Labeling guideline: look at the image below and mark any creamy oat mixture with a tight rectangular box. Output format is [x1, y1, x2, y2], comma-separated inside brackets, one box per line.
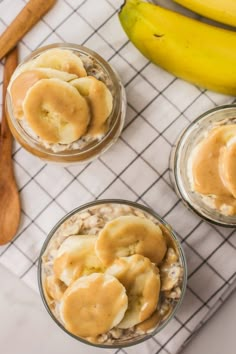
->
[9, 48, 114, 153]
[41, 203, 184, 345]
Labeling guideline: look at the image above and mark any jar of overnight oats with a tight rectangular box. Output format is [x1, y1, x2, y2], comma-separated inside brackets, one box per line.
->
[170, 105, 236, 227]
[38, 199, 187, 348]
[6, 43, 126, 164]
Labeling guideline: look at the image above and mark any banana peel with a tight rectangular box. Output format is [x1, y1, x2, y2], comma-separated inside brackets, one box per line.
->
[174, 0, 236, 28]
[119, 0, 236, 96]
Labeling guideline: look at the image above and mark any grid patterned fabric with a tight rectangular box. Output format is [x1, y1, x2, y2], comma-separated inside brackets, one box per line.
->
[0, 1, 236, 353]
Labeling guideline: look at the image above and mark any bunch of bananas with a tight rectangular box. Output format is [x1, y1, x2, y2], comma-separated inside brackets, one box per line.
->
[119, 0, 236, 95]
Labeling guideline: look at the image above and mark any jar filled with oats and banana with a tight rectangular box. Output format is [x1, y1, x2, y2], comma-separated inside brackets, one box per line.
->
[39, 200, 187, 348]
[6, 43, 126, 164]
[170, 105, 236, 226]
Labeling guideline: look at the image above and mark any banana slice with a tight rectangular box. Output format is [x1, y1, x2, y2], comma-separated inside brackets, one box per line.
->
[45, 275, 67, 301]
[136, 310, 161, 333]
[219, 142, 236, 198]
[71, 76, 113, 138]
[53, 235, 104, 286]
[60, 273, 128, 338]
[23, 78, 90, 144]
[106, 255, 160, 329]
[95, 216, 167, 266]
[192, 125, 236, 196]
[10, 70, 46, 119]
[36, 68, 77, 81]
[9, 61, 37, 84]
[34, 48, 87, 77]
[10, 69, 77, 119]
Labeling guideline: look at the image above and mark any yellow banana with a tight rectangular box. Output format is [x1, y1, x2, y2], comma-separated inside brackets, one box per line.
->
[174, 0, 236, 27]
[119, 0, 236, 95]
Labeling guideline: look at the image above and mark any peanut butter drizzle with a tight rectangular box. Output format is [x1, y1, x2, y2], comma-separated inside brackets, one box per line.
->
[72, 76, 113, 138]
[136, 310, 161, 332]
[96, 216, 167, 266]
[45, 275, 67, 301]
[53, 237, 104, 285]
[109, 255, 160, 326]
[61, 273, 127, 338]
[219, 143, 236, 198]
[23, 79, 89, 144]
[136, 303, 172, 333]
[10, 70, 46, 118]
[86, 77, 112, 137]
[192, 125, 236, 215]
[159, 224, 178, 254]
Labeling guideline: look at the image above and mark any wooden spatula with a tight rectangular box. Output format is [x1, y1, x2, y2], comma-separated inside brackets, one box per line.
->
[0, 47, 21, 245]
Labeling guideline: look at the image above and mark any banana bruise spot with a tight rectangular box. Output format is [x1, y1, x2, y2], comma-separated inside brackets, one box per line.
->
[106, 255, 160, 328]
[95, 215, 167, 266]
[71, 76, 113, 138]
[53, 235, 104, 286]
[34, 48, 87, 77]
[153, 33, 164, 38]
[23, 78, 90, 144]
[60, 273, 128, 338]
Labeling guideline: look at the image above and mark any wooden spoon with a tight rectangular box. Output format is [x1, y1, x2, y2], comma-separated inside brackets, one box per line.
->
[0, 47, 21, 245]
[0, 0, 56, 60]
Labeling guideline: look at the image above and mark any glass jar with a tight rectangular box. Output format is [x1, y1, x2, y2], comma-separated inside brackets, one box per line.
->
[6, 43, 126, 164]
[170, 105, 236, 227]
[38, 199, 187, 348]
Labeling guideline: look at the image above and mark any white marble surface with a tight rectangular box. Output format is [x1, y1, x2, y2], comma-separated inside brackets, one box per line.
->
[0, 264, 235, 354]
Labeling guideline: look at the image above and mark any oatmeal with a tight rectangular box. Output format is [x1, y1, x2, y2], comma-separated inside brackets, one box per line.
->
[189, 124, 236, 215]
[41, 202, 184, 345]
[8, 48, 113, 153]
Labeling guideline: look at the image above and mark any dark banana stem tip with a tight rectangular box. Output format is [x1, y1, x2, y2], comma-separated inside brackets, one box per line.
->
[119, 0, 127, 13]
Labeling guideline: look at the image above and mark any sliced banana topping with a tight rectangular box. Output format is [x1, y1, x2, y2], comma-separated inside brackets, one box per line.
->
[42, 206, 184, 343]
[60, 273, 128, 338]
[10, 70, 46, 119]
[9, 48, 114, 149]
[23, 78, 90, 144]
[136, 310, 161, 333]
[72, 76, 113, 138]
[192, 125, 236, 197]
[219, 142, 236, 199]
[106, 255, 160, 329]
[10, 69, 77, 119]
[53, 235, 104, 286]
[33, 48, 87, 77]
[35, 68, 78, 81]
[95, 216, 167, 266]
[45, 275, 67, 301]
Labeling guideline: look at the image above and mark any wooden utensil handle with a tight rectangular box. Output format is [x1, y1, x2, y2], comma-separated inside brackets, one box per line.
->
[0, 0, 56, 60]
[0, 47, 18, 160]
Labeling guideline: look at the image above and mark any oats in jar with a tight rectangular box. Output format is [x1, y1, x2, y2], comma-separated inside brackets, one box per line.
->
[40, 202, 185, 345]
[8, 48, 113, 153]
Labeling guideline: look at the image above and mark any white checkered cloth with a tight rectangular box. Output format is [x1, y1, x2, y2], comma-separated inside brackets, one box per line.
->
[0, 1, 235, 353]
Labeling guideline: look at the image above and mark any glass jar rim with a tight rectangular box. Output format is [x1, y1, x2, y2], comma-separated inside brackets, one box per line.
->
[172, 104, 236, 227]
[38, 198, 187, 348]
[6, 43, 124, 159]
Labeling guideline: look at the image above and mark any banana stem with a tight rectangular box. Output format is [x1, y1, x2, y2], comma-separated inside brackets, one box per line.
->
[120, 0, 140, 13]
[120, 0, 128, 12]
